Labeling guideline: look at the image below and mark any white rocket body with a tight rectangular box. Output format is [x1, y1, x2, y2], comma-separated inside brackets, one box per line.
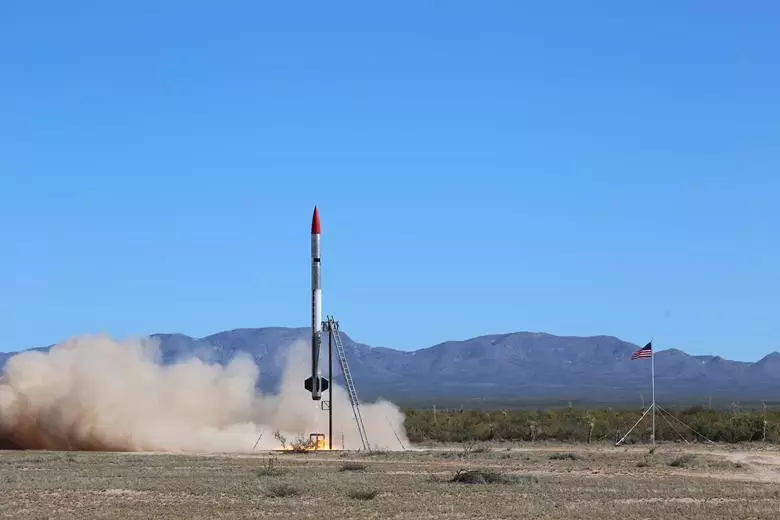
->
[305, 207, 328, 400]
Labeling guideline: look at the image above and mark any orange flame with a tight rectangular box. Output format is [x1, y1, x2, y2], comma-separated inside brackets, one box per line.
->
[278, 432, 332, 452]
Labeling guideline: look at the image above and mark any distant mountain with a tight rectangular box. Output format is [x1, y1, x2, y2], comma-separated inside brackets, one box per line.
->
[2, 329, 778, 408]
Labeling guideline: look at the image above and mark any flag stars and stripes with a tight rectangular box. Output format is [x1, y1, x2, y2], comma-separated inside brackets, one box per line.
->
[631, 342, 653, 360]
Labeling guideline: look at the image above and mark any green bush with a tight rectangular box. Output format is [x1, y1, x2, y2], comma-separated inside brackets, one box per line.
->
[402, 406, 780, 444]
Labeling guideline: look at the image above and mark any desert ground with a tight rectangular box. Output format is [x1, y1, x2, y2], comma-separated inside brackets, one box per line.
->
[1, 443, 779, 519]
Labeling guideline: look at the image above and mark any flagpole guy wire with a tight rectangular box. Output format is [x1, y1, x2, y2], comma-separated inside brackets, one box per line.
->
[655, 404, 715, 444]
[615, 404, 653, 447]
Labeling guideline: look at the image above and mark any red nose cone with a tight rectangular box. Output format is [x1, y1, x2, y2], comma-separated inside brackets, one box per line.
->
[311, 206, 321, 234]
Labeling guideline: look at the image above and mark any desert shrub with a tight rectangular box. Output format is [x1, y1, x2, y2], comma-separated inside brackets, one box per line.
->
[668, 454, 704, 468]
[549, 452, 578, 460]
[451, 469, 538, 485]
[347, 488, 380, 500]
[364, 449, 390, 457]
[265, 484, 300, 497]
[280, 433, 317, 453]
[339, 462, 367, 472]
[272, 430, 287, 449]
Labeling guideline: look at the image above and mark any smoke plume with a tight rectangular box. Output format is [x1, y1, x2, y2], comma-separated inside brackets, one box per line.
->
[0, 334, 409, 452]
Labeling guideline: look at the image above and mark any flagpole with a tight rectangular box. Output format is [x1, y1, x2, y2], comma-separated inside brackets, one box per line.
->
[651, 338, 655, 445]
[618, 340, 656, 447]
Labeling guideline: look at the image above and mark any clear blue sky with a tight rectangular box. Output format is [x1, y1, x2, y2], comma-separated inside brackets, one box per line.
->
[1, 2, 778, 361]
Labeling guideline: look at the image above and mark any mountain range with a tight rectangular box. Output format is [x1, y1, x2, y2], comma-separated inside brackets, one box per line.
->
[2, 328, 778, 409]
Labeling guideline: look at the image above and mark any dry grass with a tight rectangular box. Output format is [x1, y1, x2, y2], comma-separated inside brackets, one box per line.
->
[0, 443, 778, 519]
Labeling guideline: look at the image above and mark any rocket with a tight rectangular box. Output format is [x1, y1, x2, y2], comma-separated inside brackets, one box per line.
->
[304, 206, 329, 400]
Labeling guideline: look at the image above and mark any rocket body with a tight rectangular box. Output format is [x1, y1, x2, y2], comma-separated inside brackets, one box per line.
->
[304, 207, 328, 400]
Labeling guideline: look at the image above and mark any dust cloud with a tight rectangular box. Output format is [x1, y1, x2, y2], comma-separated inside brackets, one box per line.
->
[0, 334, 409, 452]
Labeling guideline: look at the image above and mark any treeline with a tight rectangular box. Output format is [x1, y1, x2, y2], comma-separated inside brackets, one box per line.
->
[402, 406, 780, 444]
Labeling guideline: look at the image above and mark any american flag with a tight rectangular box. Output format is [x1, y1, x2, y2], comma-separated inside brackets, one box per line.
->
[631, 342, 652, 360]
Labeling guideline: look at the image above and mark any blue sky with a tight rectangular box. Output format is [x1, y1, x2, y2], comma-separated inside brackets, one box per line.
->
[1, 2, 778, 361]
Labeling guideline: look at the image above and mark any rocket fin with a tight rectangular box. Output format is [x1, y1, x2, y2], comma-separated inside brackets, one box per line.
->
[304, 376, 329, 393]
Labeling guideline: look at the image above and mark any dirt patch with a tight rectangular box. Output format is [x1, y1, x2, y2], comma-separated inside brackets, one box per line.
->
[2, 445, 779, 519]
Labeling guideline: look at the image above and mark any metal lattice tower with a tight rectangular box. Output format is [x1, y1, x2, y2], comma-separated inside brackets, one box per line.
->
[324, 315, 370, 451]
